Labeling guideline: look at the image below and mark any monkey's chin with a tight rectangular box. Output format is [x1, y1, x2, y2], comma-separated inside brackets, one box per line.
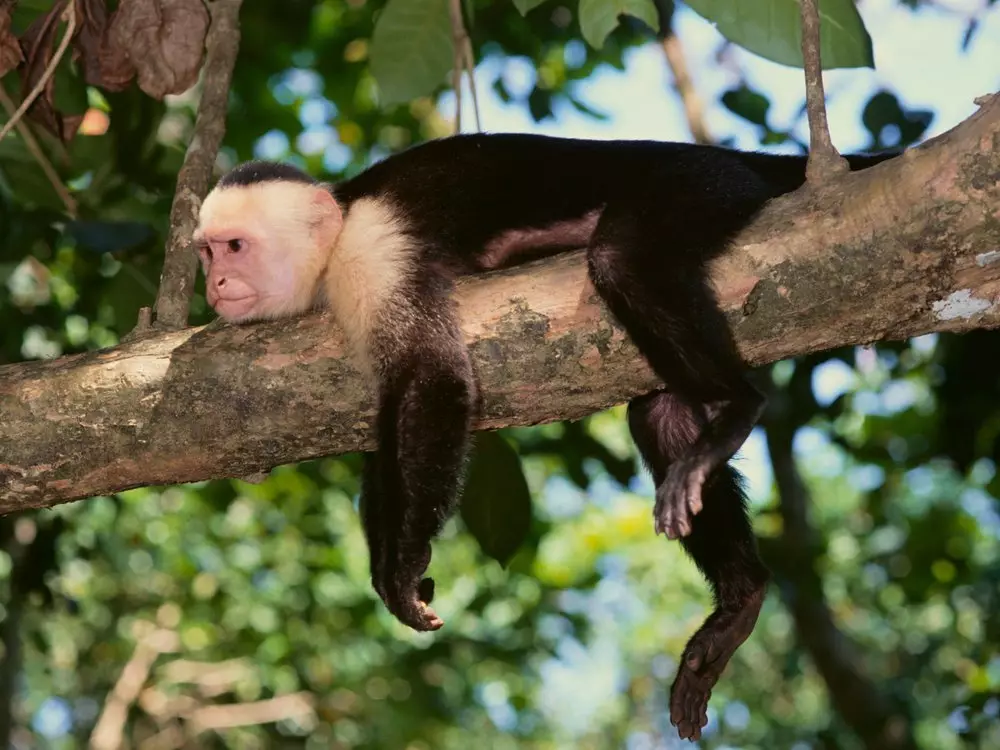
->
[212, 296, 260, 322]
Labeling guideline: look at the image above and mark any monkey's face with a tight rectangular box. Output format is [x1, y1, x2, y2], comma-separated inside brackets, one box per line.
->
[195, 181, 343, 323]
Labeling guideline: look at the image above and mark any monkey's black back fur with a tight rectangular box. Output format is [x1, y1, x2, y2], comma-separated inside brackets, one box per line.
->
[334, 133, 892, 271]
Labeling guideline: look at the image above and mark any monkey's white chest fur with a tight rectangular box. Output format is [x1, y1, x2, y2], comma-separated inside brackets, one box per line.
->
[324, 197, 416, 370]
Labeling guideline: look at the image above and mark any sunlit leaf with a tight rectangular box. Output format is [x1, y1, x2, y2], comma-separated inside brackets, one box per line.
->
[578, 0, 660, 50]
[370, 0, 453, 106]
[684, 0, 874, 69]
[513, 0, 549, 14]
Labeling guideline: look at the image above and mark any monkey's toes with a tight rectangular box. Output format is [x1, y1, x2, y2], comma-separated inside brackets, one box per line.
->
[669, 665, 711, 741]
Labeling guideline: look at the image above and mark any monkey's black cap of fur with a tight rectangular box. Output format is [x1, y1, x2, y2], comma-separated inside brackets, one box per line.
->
[218, 160, 316, 188]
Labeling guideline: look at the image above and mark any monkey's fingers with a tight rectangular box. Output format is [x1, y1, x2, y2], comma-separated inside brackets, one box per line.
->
[379, 575, 445, 632]
[653, 462, 707, 539]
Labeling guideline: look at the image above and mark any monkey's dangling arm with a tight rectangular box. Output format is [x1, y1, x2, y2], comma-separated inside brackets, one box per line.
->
[361, 310, 476, 631]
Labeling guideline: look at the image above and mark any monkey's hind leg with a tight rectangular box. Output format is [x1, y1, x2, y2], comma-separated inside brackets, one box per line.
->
[587, 203, 766, 539]
[628, 391, 770, 741]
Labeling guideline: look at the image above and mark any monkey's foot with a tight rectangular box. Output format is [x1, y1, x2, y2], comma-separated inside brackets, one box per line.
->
[669, 589, 765, 741]
[654, 461, 708, 539]
[376, 574, 444, 632]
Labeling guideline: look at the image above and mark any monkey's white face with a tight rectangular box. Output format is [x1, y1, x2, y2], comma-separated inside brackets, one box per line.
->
[195, 181, 343, 323]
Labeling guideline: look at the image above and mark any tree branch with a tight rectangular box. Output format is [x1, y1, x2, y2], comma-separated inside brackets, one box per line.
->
[762, 389, 917, 749]
[89, 627, 180, 750]
[147, 0, 244, 333]
[799, 0, 849, 182]
[660, 31, 711, 145]
[187, 692, 315, 735]
[448, 0, 480, 132]
[0, 93, 997, 510]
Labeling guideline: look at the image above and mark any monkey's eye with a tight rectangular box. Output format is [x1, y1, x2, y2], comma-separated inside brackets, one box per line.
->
[228, 239, 244, 253]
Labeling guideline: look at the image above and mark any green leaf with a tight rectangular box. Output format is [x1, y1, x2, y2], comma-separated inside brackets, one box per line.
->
[370, 0, 454, 106]
[460, 431, 532, 567]
[721, 85, 771, 127]
[65, 221, 154, 254]
[861, 90, 933, 150]
[0, 160, 68, 212]
[684, 0, 874, 69]
[578, 0, 660, 49]
[513, 0, 549, 14]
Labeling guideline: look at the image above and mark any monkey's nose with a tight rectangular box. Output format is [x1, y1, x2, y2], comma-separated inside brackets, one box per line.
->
[216, 277, 227, 288]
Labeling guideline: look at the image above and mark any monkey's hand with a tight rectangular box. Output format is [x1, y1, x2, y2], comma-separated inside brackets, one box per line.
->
[669, 588, 765, 741]
[654, 460, 709, 539]
[374, 560, 445, 632]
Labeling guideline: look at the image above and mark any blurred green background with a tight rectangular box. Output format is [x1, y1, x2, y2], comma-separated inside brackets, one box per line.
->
[1, 0, 999, 748]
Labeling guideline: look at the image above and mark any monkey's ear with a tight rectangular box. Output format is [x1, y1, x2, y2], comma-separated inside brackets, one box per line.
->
[313, 186, 344, 247]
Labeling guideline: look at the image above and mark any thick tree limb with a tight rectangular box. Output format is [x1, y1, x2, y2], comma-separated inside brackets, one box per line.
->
[0, 93, 998, 511]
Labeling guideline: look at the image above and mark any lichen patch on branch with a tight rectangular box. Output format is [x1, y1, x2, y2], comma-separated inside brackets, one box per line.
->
[932, 289, 994, 321]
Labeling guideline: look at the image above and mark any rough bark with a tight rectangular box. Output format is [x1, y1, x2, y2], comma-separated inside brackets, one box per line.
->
[0, 93, 998, 511]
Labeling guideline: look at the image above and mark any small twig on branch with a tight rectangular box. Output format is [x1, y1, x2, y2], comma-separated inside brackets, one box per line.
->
[89, 627, 180, 750]
[0, 0, 76, 143]
[461, 24, 481, 130]
[0, 88, 76, 216]
[145, 0, 245, 334]
[448, 0, 463, 132]
[188, 693, 315, 735]
[661, 30, 711, 145]
[448, 0, 481, 133]
[799, 0, 849, 182]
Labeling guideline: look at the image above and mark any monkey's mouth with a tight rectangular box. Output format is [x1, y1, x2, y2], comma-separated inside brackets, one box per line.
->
[212, 295, 258, 319]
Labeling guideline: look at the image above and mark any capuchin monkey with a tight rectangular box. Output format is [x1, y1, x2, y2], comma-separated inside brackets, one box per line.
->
[194, 133, 895, 740]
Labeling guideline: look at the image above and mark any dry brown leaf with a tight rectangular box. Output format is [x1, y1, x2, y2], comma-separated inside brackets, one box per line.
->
[109, 0, 208, 100]
[0, 0, 23, 78]
[18, 0, 69, 139]
[60, 110, 83, 140]
[75, 0, 134, 91]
